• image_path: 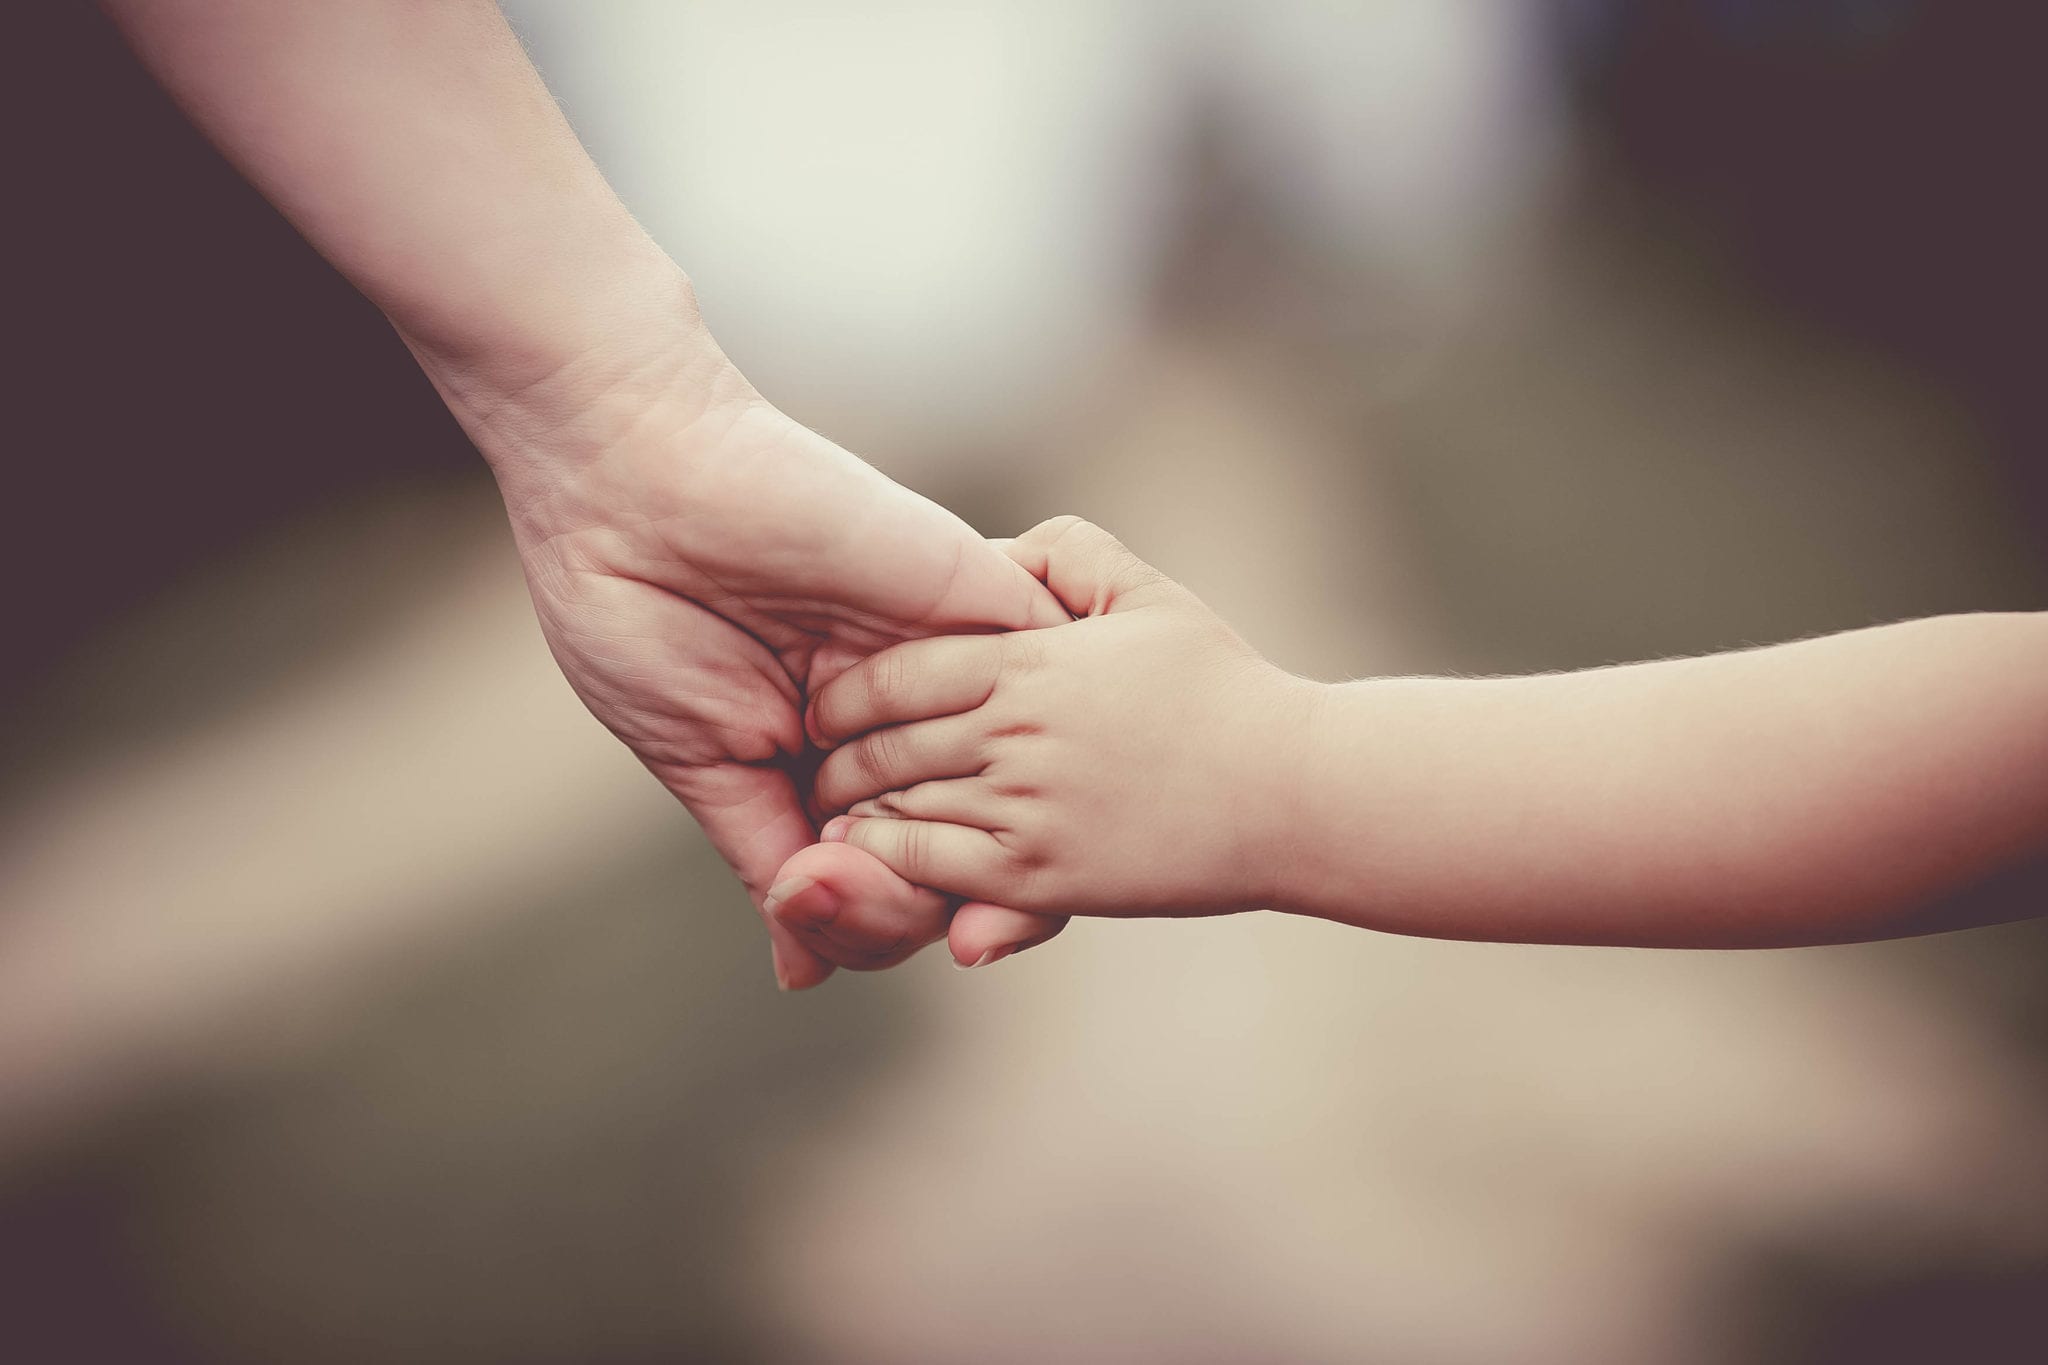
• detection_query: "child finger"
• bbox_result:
[987,539,1079,630]
[814,714,986,814]
[822,815,1008,902]
[1004,516,1172,618]
[806,635,1003,746]
[846,777,996,828]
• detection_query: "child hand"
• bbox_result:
[806,518,1317,919]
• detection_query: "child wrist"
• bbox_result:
[1240,672,1335,913]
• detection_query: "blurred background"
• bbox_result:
[7,1,2047,1361]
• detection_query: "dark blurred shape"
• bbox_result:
[8,2,476,713]
[0,1149,206,1365]
[1559,0,2048,523]
[1733,1234,2048,1365]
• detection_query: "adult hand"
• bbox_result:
[101,0,1064,985]
[470,338,1072,988]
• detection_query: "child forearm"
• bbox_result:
[808,523,2047,949]
[1279,612,2048,946]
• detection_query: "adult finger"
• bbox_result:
[949,902,1068,969]
[927,525,1077,633]
[767,844,1069,976]
[814,714,987,814]
[666,762,837,991]
[806,635,1003,747]
[763,841,952,971]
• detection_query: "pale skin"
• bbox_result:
[798,517,2048,953]
[100,0,1075,986]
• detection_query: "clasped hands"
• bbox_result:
[481,348,1087,989]
[472,326,1288,989]
[478,327,2046,978]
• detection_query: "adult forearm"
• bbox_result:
[1282,613,2048,946]
[100,0,716,446]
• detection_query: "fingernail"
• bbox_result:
[773,956,793,992]
[953,946,1014,972]
[762,876,816,915]
[821,816,852,843]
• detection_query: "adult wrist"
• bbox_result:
[411,255,722,437]
[407,260,753,522]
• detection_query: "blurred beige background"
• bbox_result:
[7,3,2047,1362]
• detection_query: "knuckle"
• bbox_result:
[983,718,1044,744]
[999,849,1051,910]
[870,647,910,707]
[989,776,1042,801]
[844,814,880,855]
[1038,513,1089,539]
[1011,838,1054,874]
[898,820,932,877]
[991,825,1044,874]
[1047,515,1102,551]
[856,727,900,786]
